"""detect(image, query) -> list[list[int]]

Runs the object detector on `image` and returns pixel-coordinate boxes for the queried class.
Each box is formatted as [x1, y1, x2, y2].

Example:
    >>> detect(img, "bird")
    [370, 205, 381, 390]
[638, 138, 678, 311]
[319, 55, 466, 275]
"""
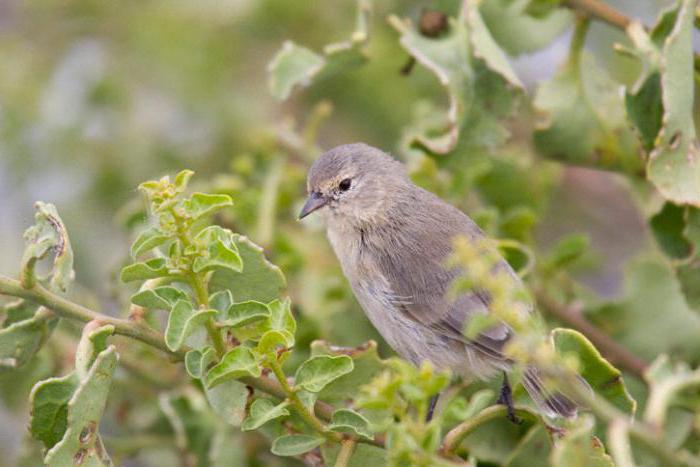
[298, 143, 581, 421]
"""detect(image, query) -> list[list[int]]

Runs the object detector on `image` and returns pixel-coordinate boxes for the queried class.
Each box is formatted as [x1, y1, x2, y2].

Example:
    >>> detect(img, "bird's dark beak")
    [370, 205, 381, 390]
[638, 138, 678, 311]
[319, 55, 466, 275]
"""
[298, 192, 328, 220]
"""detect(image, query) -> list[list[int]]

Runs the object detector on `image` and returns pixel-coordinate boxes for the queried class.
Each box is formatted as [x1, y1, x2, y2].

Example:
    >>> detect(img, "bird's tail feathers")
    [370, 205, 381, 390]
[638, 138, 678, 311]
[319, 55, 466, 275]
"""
[521, 366, 591, 419]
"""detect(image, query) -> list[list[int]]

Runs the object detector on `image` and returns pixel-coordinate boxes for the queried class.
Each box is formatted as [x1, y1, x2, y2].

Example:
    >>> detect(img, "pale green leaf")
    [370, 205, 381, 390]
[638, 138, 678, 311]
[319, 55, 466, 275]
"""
[165, 299, 217, 351]
[550, 414, 613, 466]
[28, 373, 79, 450]
[185, 346, 215, 379]
[257, 330, 294, 355]
[193, 226, 243, 274]
[241, 398, 290, 431]
[205, 378, 249, 426]
[271, 434, 325, 456]
[130, 226, 169, 258]
[209, 290, 233, 315]
[222, 301, 270, 328]
[268, 298, 296, 338]
[179, 192, 233, 221]
[329, 408, 373, 439]
[130, 286, 188, 311]
[206, 347, 261, 388]
[21, 201, 75, 292]
[75, 322, 114, 379]
[120, 258, 170, 282]
[0, 308, 57, 371]
[268, 41, 324, 100]
[294, 355, 354, 393]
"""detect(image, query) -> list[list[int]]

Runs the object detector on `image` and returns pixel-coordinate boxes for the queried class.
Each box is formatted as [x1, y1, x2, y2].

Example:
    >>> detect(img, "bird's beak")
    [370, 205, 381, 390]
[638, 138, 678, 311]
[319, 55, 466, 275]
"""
[298, 192, 328, 220]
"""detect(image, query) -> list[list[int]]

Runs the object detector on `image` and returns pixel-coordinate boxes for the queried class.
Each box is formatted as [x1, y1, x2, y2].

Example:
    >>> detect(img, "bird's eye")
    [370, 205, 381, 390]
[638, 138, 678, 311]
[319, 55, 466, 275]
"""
[339, 178, 352, 191]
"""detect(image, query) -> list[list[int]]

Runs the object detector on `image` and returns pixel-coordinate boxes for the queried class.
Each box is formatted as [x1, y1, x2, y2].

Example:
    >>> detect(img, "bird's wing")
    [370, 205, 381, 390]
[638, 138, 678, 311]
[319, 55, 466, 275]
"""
[371, 190, 523, 361]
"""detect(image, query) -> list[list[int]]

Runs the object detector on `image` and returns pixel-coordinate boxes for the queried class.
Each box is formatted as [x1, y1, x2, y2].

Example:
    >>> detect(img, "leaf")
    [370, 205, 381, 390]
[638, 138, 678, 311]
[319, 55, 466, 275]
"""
[21, 201, 75, 292]
[311, 340, 386, 402]
[159, 391, 216, 464]
[1, 299, 40, 328]
[179, 192, 233, 221]
[257, 330, 294, 355]
[44, 346, 118, 466]
[294, 355, 354, 393]
[650, 202, 693, 260]
[28, 373, 79, 450]
[209, 234, 286, 303]
[532, 34, 643, 173]
[206, 347, 261, 388]
[271, 434, 325, 456]
[120, 258, 170, 282]
[550, 414, 614, 466]
[130, 286, 188, 311]
[544, 234, 590, 269]
[502, 425, 550, 467]
[222, 301, 270, 328]
[479, 0, 572, 55]
[268, 298, 296, 338]
[321, 443, 387, 467]
[130, 226, 169, 258]
[209, 290, 233, 315]
[267, 0, 370, 99]
[74, 322, 114, 379]
[185, 346, 215, 379]
[551, 328, 636, 415]
[205, 378, 250, 427]
[241, 398, 290, 431]
[643, 355, 700, 430]
[644, 0, 700, 205]
[165, 299, 217, 351]
[193, 226, 243, 274]
[0, 308, 57, 371]
[329, 408, 373, 439]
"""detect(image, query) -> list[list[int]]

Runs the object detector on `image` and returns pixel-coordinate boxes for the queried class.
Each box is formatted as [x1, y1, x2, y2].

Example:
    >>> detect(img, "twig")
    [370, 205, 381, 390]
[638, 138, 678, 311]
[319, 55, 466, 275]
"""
[535, 290, 648, 379]
[563, 0, 630, 30]
[334, 438, 357, 467]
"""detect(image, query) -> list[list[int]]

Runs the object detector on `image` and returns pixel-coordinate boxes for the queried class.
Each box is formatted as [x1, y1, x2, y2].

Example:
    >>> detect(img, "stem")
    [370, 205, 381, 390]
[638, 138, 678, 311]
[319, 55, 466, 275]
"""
[334, 438, 357, 467]
[0, 275, 185, 359]
[189, 272, 226, 358]
[441, 405, 538, 456]
[535, 290, 648, 379]
[563, 0, 630, 30]
[267, 357, 339, 441]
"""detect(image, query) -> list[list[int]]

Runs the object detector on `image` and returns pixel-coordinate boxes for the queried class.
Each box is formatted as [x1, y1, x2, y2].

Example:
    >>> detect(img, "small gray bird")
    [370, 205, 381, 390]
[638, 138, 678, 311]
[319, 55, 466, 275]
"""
[299, 143, 578, 420]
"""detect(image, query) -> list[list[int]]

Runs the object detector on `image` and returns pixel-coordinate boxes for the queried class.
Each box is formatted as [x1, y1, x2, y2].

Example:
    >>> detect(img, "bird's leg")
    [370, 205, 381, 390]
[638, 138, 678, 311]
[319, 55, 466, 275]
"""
[497, 372, 522, 424]
[426, 393, 440, 422]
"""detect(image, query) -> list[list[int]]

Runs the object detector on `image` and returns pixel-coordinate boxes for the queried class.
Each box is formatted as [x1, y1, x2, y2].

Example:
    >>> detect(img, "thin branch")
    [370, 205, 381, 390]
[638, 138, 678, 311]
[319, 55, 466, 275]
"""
[535, 290, 648, 379]
[563, 0, 630, 30]
[334, 438, 358, 467]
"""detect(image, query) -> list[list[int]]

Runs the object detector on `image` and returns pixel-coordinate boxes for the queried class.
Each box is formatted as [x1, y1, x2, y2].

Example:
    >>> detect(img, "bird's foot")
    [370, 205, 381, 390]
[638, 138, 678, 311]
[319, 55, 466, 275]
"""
[497, 373, 522, 425]
[426, 394, 440, 422]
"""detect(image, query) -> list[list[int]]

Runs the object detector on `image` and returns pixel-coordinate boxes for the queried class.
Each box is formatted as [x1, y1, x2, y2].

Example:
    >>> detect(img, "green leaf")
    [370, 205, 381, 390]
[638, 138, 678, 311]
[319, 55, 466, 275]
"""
[185, 346, 215, 379]
[179, 192, 233, 221]
[206, 347, 261, 388]
[294, 355, 354, 393]
[120, 258, 170, 282]
[268, 298, 296, 338]
[643, 355, 700, 430]
[533, 33, 643, 173]
[74, 322, 114, 379]
[165, 299, 217, 351]
[650, 202, 693, 260]
[502, 425, 551, 467]
[550, 414, 613, 466]
[193, 226, 243, 274]
[28, 373, 79, 450]
[241, 398, 290, 431]
[205, 379, 249, 426]
[321, 443, 387, 467]
[545, 234, 590, 269]
[267, 0, 370, 100]
[21, 201, 75, 292]
[271, 434, 325, 456]
[130, 286, 188, 311]
[641, 0, 700, 205]
[311, 340, 386, 402]
[130, 226, 169, 258]
[209, 234, 286, 303]
[329, 408, 373, 439]
[268, 42, 324, 100]
[173, 169, 195, 193]
[222, 301, 270, 328]
[209, 290, 234, 315]
[257, 330, 294, 355]
[0, 308, 57, 371]
[551, 328, 636, 415]
[480, 0, 572, 55]
[43, 346, 118, 466]
[1, 299, 40, 328]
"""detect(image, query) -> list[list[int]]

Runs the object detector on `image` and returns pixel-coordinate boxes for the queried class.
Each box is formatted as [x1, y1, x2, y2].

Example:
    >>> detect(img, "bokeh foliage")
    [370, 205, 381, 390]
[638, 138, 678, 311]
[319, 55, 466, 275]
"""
[1, 0, 700, 466]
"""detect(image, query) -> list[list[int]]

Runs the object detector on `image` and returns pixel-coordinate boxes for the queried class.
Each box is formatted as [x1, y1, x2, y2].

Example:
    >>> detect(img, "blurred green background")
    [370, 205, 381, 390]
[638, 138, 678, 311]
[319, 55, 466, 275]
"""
[0, 0, 696, 465]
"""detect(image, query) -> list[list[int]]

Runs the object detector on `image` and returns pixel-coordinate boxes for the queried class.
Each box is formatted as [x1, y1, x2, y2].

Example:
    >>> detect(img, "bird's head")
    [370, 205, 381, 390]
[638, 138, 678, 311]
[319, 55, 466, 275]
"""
[299, 143, 408, 226]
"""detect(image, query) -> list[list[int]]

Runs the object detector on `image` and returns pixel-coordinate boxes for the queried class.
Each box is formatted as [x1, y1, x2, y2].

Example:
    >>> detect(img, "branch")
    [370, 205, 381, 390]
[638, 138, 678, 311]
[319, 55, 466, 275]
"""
[563, 0, 630, 30]
[535, 290, 648, 379]
[334, 438, 358, 467]
[0, 273, 385, 449]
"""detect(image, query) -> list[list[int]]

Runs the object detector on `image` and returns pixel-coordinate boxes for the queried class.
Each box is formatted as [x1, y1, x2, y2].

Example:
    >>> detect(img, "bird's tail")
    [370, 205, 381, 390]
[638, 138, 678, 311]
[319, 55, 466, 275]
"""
[521, 366, 588, 418]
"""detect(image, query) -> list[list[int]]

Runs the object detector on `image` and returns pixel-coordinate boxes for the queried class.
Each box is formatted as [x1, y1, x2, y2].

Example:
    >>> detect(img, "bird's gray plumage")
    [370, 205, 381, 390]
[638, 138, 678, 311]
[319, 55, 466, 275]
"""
[302, 143, 578, 418]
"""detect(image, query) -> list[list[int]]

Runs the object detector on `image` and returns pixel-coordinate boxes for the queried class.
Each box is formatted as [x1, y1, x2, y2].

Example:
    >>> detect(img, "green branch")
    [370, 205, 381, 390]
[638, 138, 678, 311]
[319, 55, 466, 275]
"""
[334, 438, 357, 467]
